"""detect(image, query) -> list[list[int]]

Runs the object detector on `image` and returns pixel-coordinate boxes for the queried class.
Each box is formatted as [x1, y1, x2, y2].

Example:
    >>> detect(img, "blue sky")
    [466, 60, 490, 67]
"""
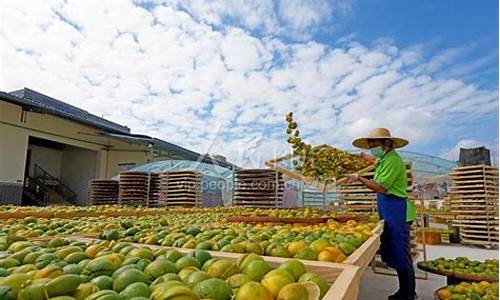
[334, 0, 499, 88]
[1, 0, 498, 167]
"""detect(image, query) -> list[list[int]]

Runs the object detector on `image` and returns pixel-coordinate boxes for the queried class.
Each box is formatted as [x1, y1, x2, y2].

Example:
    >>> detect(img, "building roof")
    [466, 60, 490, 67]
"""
[1, 88, 235, 169]
[104, 132, 234, 169]
[5, 88, 130, 134]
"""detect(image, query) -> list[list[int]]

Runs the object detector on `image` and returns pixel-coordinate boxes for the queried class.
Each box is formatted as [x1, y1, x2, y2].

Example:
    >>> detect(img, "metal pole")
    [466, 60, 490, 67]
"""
[146, 143, 153, 208]
[275, 171, 279, 208]
[231, 165, 235, 207]
[322, 190, 326, 210]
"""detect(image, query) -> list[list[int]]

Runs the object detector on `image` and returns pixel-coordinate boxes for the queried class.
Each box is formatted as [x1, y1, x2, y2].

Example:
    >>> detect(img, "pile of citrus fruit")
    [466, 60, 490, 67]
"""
[0, 205, 335, 220]
[0, 209, 377, 263]
[115, 220, 376, 263]
[284, 112, 370, 181]
[436, 281, 498, 300]
[0, 237, 330, 300]
[420, 257, 498, 280]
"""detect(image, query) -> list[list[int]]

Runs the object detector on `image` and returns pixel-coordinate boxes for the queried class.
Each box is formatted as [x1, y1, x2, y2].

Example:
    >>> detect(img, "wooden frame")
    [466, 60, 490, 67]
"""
[233, 169, 284, 208]
[161, 171, 202, 207]
[31, 236, 362, 300]
[342, 220, 383, 271]
[88, 180, 119, 205]
[448, 165, 499, 247]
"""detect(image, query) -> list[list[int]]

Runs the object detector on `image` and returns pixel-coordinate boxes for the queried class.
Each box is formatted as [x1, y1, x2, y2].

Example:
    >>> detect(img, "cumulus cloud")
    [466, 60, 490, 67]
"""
[149, 0, 349, 39]
[1, 0, 498, 167]
[440, 139, 499, 165]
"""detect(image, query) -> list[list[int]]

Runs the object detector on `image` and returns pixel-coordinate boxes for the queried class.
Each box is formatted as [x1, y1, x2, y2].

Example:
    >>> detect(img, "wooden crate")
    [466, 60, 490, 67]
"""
[342, 220, 383, 271]
[415, 230, 442, 245]
[88, 180, 119, 205]
[448, 165, 499, 247]
[38, 236, 362, 300]
[118, 171, 149, 206]
[233, 169, 284, 208]
[161, 171, 202, 207]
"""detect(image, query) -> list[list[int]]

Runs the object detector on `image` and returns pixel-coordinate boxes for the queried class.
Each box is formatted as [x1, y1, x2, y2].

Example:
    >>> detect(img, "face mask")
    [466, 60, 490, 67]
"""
[370, 146, 384, 158]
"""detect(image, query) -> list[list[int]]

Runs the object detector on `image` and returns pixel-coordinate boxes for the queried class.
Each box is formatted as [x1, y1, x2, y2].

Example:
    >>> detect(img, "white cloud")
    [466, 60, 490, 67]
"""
[277, 0, 333, 36]
[440, 139, 498, 164]
[153, 0, 349, 39]
[413, 46, 471, 74]
[221, 28, 271, 72]
[0, 0, 498, 168]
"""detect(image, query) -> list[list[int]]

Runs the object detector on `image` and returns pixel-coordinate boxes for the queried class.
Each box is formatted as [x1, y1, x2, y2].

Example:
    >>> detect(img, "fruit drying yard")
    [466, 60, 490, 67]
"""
[0, 206, 496, 300]
[0, 117, 497, 300]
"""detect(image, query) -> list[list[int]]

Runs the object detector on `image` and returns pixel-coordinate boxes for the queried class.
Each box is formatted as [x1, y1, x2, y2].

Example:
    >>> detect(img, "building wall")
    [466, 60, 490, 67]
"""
[0, 100, 180, 204]
[0, 103, 28, 204]
[60, 146, 98, 205]
[105, 150, 148, 178]
[29, 144, 63, 178]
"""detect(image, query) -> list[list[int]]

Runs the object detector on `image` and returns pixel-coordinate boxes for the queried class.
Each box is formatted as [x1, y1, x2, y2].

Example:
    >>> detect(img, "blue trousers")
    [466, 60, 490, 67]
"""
[377, 193, 416, 297]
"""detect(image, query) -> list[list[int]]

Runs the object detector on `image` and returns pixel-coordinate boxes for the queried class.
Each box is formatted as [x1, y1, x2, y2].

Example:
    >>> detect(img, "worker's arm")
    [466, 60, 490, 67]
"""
[358, 175, 386, 193]
[346, 174, 386, 193]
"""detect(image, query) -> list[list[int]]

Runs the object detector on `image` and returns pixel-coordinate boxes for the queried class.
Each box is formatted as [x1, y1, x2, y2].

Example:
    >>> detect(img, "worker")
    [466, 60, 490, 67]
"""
[348, 128, 417, 300]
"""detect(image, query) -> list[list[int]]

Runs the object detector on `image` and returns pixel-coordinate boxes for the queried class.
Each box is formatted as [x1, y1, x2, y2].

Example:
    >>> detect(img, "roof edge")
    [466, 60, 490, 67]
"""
[2, 88, 130, 134]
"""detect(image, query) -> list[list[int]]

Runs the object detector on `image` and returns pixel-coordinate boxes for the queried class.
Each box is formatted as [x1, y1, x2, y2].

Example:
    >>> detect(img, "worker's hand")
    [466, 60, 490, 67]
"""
[346, 173, 359, 183]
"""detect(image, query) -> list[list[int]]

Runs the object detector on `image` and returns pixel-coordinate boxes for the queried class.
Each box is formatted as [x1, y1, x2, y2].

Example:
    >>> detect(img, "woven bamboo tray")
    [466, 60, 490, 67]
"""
[417, 262, 498, 282]
[265, 144, 373, 192]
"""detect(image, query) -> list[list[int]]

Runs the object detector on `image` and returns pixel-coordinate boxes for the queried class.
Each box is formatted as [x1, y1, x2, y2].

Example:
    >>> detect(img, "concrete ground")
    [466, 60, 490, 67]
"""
[358, 244, 499, 300]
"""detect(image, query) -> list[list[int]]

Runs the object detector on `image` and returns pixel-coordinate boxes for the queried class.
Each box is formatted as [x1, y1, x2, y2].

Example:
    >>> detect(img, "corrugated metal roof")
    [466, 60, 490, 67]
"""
[1, 88, 236, 170]
[4, 88, 130, 134]
[103, 132, 235, 169]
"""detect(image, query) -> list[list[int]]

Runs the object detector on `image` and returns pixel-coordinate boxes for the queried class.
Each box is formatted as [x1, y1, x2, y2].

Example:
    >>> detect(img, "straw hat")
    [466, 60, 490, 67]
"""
[352, 128, 409, 149]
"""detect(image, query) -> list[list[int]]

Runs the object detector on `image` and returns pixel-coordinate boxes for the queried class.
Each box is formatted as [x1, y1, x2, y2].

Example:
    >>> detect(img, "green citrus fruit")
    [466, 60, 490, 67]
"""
[90, 274, 113, 290]
[236, 253, 263, 271]
[226, 274, 251, 288]
[164, 250, 183, 262]
[190, 250, 212, 266]
[235, 282, 273, 300]
[299, 273, 330, 298]
[175, 256, 201, 270]
[119, 282, 151, 299]
[294, 247, 317, 261]
[242, 260, 271, 281]
[185, 270, 210, 286]
[143, 259, 176, 281]
[193, 278, 233, 300]
[112, 269, 148, 292]
[261, 269, 295, 298]
[279, 260, 307, 281]
[207, 260, 239, 280]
